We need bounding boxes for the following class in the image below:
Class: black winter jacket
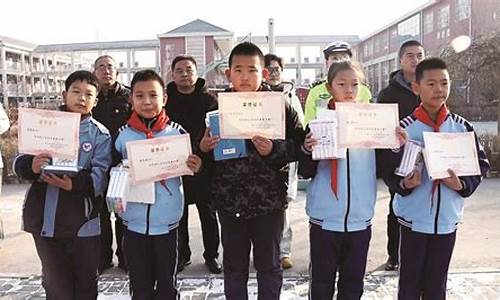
[165,78,218,204]
[377,70,420,119]
[203,85,305,219]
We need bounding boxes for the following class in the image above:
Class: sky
[1,0,429,45]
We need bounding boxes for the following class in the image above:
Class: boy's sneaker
[281,257,293,269]
[384,257,399,271]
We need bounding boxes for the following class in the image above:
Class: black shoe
[205,258,222,274]
[98,262,113,275]
[384,257,399,271]
[176,257,192,273]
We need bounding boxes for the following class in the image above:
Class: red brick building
[353,0,500,99]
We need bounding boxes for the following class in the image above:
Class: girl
[299,61,405,299]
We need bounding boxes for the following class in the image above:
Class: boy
[14,70,112,299]
[381,58,490,299]
[115,70,201,299]
[200,42,304,299]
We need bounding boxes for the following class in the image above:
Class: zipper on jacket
[344,150,351,233]
[145,204,151,235]
[434,183,441,234]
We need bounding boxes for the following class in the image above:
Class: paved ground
[1,179,499,298]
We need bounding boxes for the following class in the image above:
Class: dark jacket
[202,85,305,219]
[165,78,218,204]
[92,82,131,167]
[14,116,112,238]
[377,70,420,120]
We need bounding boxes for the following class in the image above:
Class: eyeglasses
[267,66,282,73]
[174,69,196,75]
[96,64,116,71]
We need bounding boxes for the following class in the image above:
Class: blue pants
[309,223,371,300]
[219,210,284,300]
[123,228,179,300]
[398,225,456,300]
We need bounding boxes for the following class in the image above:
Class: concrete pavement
[1,179,499,298]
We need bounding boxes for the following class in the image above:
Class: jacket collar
[127,109,169,138]
[413,104,449,132]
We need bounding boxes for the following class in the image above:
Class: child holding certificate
[114,70,201,299]
[14,71,112,298]
[199,42,304,300]
[380,58,490,299]
[299,61,406,299]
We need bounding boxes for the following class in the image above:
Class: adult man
[377,40,425,271]
[92,55,131,273]
[264,53,304,269]
[165,55,222,274]
[303,41,372,124]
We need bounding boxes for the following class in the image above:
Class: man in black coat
[92,55,131,273]
[165,55,222,274]
[377,40,425,271]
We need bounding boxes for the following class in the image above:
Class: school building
[352,0,500,99]
[1,19,359,109]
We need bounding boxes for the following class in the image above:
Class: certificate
[309,112,346,160]
[18,108,80,160]
[126,134,193,184]
[218,92,285,139]
[422,132,481,179]
[336,103,399,149]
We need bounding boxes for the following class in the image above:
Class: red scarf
[328,99,339,199]
[414,104,449,208]
[127,109,169,138]
[127,109,171,193]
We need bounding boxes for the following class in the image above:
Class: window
[398,14,420,44]
[424,12,434,34]
[438,5,450,29]
[382,32,389,51]
[456,0,471,21]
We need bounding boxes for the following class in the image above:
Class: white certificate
[309,112,346,160]
[336,103,399,149]
[422,132,481,180]
[18,108,80,160]
[218,92,285,139]
[126,134,193,185]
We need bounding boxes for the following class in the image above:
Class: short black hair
[264,54,283,70]
[130,69,165,92]
[171,55,197,71]
[65,70,100,92]
[94,55,115,68]
[398,40,423,60]
[415,57,448,83]
[228,42,264,68]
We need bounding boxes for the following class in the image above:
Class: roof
[158,19,233,38]
[35,39,159,53]
[241,35,360,46]
[0,35,38,51]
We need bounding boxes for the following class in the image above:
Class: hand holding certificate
[308,111,346,160]
[422,132,481,180]
[336,103,399,149]
[126,134,194,185]
[18,108,80,160]
[218,92,285,139]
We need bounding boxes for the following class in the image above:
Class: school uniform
[14,114,112,299]
[381,104,490,299]
[299,122,377,299]
[115,110,186,300]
